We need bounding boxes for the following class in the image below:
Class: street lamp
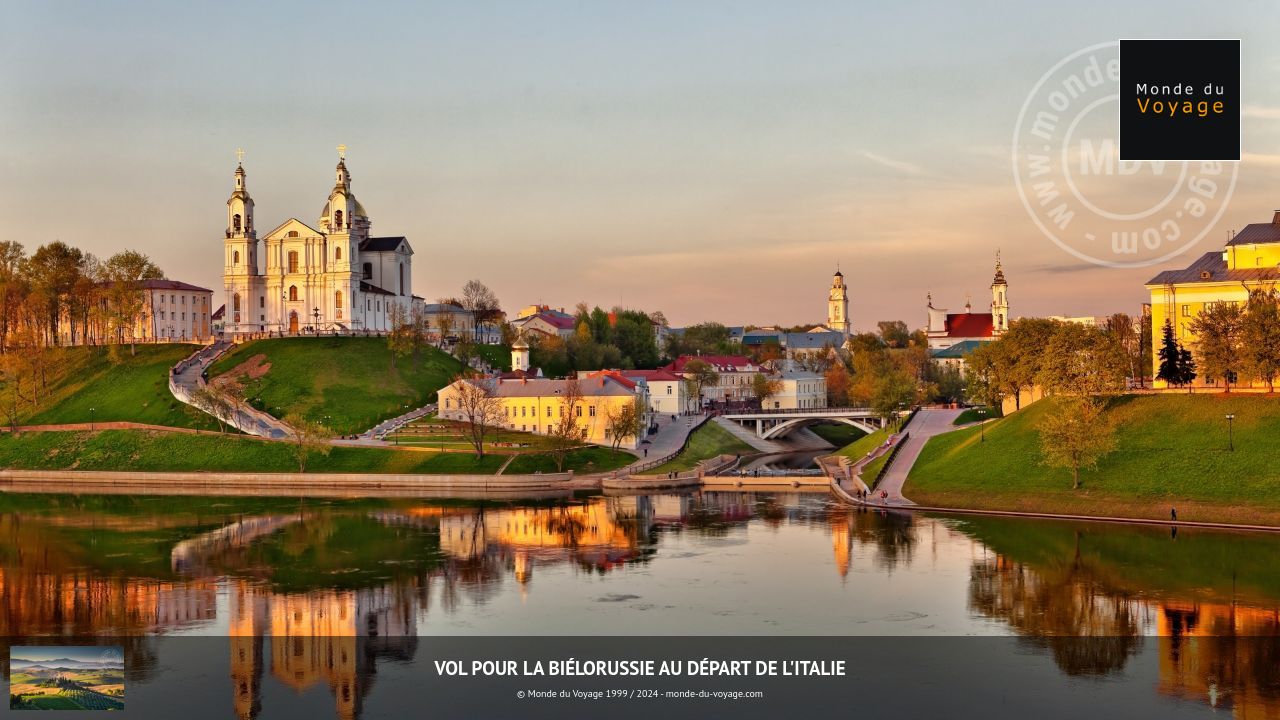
[312,307,321,333]
[978,408,987,443]
[89,407,95,432]
[1226,413,1235,452]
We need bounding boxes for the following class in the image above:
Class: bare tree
[451,375,504,458]
[547,377,585,471]
[461,279,503,327]
[190,384,232,434]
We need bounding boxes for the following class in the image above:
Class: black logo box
[1119,39,1240,161]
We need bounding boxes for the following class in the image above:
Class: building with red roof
[663,354,763,407]
[926,254,1009,351]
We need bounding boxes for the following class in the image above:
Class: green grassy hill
[208,337,462,435]
[909,394,1280,525]
[19,344,216,429]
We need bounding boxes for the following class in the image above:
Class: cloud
[1244,105,1280,120]
[860,150,932,177]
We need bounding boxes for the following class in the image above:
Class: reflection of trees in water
[969,534,1142,676]
[840,508,918,571]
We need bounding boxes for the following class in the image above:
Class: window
[589,406,596,417]
[575,406,582,417]
[334,290,343,309]
[232,293,241,312]
[232,214,241,232]
[1182,305,1190,317]
[233,250,240,265]
[289,285,298,301]
[334,209,343,228]
[399,263,405,295]
[362,262,372,280]
[546,406,552,418]
[288,251,299,273]
[259,296,264,308]
[336,246,342,261]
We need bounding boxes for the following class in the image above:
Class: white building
[771,364,828,410]
[222,150,415,337]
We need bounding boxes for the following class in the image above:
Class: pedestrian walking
[1171,507,1177,522]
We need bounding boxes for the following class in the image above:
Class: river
[2,488,1277,717]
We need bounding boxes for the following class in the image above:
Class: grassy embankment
[953,406,1000,425]
[18,344,219,430]
[648,422,755,473]
[207,337,462,435]
[808,422,865,448]
[0,429,629,475]
[909,394,1280,525]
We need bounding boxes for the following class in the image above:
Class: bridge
[720,406,885,439]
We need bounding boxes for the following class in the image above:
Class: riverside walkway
[873,407,965,505]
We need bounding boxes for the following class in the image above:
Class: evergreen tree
[1177,345,1197,390]
[1156,319,1181,385]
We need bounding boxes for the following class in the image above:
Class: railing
[870,431,910,489]
[721,406,876,417]
[616,414,712,476]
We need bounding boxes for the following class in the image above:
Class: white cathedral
[222,150,415,336]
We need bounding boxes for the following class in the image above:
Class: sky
[3,1,1280,330]
[10,646,120,664]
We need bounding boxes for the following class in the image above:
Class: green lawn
[808,422,866,447]
[503,446,633,474]
[0,429,505,474]
[648,421,755,473]
[25,695,87,710]
[953,406,1000,425]
[834,426,890,460]
[470,343,511,371]
[909,394,1280,525]
[861,451,891,486]
[19,344,218,430]
[207,337,462,434]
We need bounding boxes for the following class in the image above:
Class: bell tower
[827,268,850,338]
[225,150,258,277]
[990,251,1009,335]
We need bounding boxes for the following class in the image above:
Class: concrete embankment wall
[0,469,577,499]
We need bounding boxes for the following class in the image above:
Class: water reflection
[6,494,1280,717]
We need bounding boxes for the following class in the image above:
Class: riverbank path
[875,407,965,505]
[619,413,708,473]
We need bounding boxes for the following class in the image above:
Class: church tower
[827,268,850,337]
[224,151,262,332]
[990,251,1009,335]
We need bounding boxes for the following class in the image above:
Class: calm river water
[3,488,1278,717]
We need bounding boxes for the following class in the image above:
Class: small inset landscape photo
[9,645,124,711]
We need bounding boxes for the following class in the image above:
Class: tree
[189,384,232,434]
[1177,345,1197,390]
[1189,301,1245,391]
[877,320,910,349]
[0,241,26,352]
[284,412,332,472]
[460,279,503,325]
[102,250,163,354]
[25,241,89,346]
[964,341,1003,408]
[1038,396,1115,489]
[1241,288,1280,391]
[547,376,585,471]
[824,362,851,406]
[871,366,916,422]
[1104,312,1139,383]
[451,375,503,458]
[1156,319,1181,386]
[1036,323,1127,397]
[681,359,719,412]
[605,397,644,451]
[749,372,783,406]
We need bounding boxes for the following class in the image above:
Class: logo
[1012,41,1238,268]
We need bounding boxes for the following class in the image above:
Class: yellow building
[437,373,647,450]
[1145,210,1280,389]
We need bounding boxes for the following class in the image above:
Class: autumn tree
[102,250,163,354]
[824,362,851,406]
[284,412,332,472]
[460,279,503,326]
[749,372,783,406]
[1038,396,1115,489]
[1037,322,1127,397]
[1190,301,1245,391]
